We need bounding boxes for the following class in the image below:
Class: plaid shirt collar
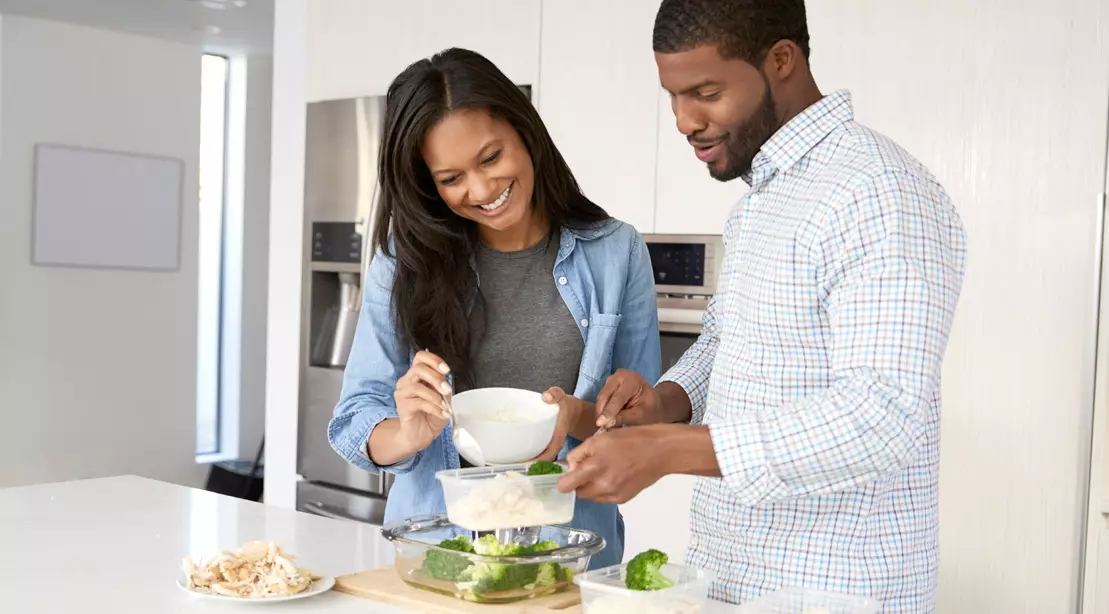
[745,89,855,187]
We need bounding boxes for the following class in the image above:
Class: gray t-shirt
[463,232,584,397]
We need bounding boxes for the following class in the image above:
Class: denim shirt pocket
[578,313,623,386]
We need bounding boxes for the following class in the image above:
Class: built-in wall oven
[642,234,725,371]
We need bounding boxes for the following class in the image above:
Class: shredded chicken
[182,541,320,598]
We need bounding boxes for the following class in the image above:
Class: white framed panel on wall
[32,144,183,271]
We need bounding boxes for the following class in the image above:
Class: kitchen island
[0,475,407,613]
[0,475,754,613]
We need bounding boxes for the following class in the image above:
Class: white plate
[176,576,335,603]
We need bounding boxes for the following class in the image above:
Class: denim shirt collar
[468,218,622,289]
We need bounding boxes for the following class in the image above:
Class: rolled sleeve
[328,406,422,473]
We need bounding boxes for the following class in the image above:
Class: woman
[327,48,660,569]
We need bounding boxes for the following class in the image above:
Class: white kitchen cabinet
[803,1,1109,612]
[537,0,662,233]
[304,0,540,102]
[1094,516,1109,614]
[1085,116,1109,614]
[654,92,747,235]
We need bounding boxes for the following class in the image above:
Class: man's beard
[709,81,779,182]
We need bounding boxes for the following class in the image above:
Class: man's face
[656,45,779,182]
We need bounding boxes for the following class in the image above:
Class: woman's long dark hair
[374,48,609,385]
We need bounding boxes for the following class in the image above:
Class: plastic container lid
[740,587,881,614]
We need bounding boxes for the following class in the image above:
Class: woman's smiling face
[420,108,536,235]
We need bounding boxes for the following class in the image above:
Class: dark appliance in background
[643,234,725,371]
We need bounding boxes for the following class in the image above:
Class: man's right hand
[594,369,664,428]
[594,370,694,429]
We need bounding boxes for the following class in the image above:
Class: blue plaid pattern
[662,91,966,612]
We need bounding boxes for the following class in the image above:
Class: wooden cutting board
[335,566,583,614]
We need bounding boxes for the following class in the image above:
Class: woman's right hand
[393,350,453,455]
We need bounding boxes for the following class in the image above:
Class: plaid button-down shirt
[662,90,967,612]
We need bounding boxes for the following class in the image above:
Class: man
[555,0,967,610]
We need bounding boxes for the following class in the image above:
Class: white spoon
[445,388,485,467]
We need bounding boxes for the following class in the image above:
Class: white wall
[0,16,206,487]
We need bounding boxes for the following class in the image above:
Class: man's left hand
[556,425,669,504]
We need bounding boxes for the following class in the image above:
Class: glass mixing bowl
[381,514,605,604]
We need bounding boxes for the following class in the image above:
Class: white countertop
[0,475,407,613]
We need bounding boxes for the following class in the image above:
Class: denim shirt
[328,218,661,569]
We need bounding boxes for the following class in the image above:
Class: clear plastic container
[381,514,605,604]
[742,587,881,614]
[574,562,715,614]
[436,464,575,531]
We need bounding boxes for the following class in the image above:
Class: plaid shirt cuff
[660,362,710,425]
[708,417,787,506]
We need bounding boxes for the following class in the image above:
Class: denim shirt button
[558,276,568,285]
[581,319,590,328]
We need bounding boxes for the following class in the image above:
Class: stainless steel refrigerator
[295,95,393,525]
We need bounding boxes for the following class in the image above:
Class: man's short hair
[653,0,811,64]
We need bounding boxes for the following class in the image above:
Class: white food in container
[443,470,573,531]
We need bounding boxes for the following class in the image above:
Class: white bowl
[450,387,558,465]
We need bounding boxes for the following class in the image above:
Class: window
[196,53,230,455]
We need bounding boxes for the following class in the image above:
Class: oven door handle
[301,500,374,523]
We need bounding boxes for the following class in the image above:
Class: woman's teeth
[480,185,511,211]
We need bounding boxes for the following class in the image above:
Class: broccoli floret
[625,549,675,591]
[472,533,521,556]
[529,561,571,589]
[460,536,569,599]
[528,540,560,553]
[422,536,474,581]
[470,560,542,593]
[440,536,476,552]
[527,461,564,476]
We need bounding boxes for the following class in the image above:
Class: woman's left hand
[531,387,585,461]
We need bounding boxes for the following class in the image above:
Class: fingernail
[542,393,551,403]
[438,363,450,375]
[439,382,452,395]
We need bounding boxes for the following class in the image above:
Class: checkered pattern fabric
[662,90,966,612]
